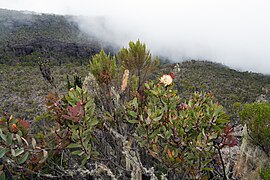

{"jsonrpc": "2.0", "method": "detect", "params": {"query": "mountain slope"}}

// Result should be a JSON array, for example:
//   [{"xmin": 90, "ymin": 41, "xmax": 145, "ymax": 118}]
[
  {"xmin": 1, "ymin": 60, "xmax": 270, "ymax": 120},
  {"xmin": 0, "ymin": 9, "xmax": 269, "ymax": 120},
  {"xmin": 161, "ymin": 61, "xmax": 270, "ymax": 114},
  {"xmin": 0, "ymin": 8, "xmax": 106, "ymax": 65}
]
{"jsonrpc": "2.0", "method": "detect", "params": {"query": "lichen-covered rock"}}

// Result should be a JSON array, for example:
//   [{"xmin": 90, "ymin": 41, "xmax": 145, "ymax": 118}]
[{"xmin": 233, "ymin": 125, "xmax": 270, "ymax": 179}]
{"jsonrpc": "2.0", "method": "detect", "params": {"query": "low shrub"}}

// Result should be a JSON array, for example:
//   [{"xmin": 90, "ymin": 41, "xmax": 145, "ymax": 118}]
[
  {"xmin": 240, "ymin": 102, "xmax": 270, "ymax": 155},
  {"xmin": 127, "ymin": 74, "xmax": 235, "ymax": 179}
]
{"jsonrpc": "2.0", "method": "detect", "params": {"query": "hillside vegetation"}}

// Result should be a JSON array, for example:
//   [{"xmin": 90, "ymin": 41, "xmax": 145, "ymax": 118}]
[
  {"xmin": 1, "ymin": 61, "xmax": 269, "ymax": 121},
  {"xmin": 174, "ymin": 61, "xmax": 270, "ymax": 112}
]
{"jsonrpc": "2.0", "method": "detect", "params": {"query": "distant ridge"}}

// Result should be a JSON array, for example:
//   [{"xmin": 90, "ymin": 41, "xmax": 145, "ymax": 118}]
[{"xmin": 0, "ymin": 8, "xmax": 113, "ymax": 65}]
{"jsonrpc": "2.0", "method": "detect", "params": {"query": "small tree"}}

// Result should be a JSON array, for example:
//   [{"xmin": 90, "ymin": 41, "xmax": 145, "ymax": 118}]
[
  {"xmin": 89, "ymin": 49, "xmax": 117, "ymax": 87},
  {"xmin": 118, "ymin": 40, "xmax": 159, "ymax": 91},
  {"xmin": 89, "ymin": 49, "xmax": 118, "ymax": 112}
]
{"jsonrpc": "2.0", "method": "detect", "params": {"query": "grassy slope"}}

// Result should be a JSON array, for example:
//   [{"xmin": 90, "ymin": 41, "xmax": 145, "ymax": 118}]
[
  {"xmin": 0, "ymin": 64, "xmax": 89, "ymax": 119},
  {"xmin": 1, "ymin": 60, "xmax": 269, "ymax": 121},
  {"xmin": 161, "ymin": 60, "xmax": 270, "ymax": 113}
]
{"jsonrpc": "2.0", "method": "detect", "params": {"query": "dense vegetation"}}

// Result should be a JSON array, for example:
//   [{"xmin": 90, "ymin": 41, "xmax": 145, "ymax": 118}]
[
  {"xmin": 0, "ymin": 40, "xmax": 235, "ymax": 179},
  {"xmin": 0, "ymin": 9, "xmax": 270, "ymax": 179}
]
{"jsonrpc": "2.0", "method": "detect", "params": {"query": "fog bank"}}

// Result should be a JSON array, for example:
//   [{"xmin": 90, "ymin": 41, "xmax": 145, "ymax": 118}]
[{"xmin": 1, "ymin": 0, "xmax": 270, "ymax": 74}]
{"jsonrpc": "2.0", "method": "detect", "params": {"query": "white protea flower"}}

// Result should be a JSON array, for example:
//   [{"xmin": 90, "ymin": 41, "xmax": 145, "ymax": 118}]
[
  {"xmin": 159, "ymin": 74, "xmax": 173, "ymax": 86},
  {"xmin": 69, "ymin": 87, "xmax": 74, "ymax": 91}
]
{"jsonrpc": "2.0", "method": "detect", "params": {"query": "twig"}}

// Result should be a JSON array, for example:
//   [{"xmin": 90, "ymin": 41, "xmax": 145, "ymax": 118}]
[{"xmin": 216, "ymin": 146, "xmax": 227, "ymax": 179}]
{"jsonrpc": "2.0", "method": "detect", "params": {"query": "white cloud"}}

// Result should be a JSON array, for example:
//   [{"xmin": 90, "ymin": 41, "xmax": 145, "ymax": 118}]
[{"xmin": 1, "ymin": 0, "xmax": 270, "ymax": 74}]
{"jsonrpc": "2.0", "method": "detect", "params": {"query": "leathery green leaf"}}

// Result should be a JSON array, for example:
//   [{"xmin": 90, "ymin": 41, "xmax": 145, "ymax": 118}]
[
  {"xmin": 18, "ymin": 152, "xmax": 29, "ymax": 164},
  {"xmin": 0, "ymin": 148, "xmax": 9, "ymax": 158},
  {"xmin": 67, "ymin": 143, "xmax": 81, "ymax": 149}
]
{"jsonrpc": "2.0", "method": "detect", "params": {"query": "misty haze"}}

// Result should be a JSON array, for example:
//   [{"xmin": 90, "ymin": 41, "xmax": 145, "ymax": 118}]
[
  {"xmin": 0, "ymin": 0, "xmax": 270, "ymax": 74},
  {"xmin": 1, "ymin": 0, "xmax": 270, "ymax": 74}
]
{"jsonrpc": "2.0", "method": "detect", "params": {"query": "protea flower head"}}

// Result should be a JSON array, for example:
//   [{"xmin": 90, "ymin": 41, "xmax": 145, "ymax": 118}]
[{"xmin": 160, "ymin": 74, "xmax": 173, "ymax": 86}]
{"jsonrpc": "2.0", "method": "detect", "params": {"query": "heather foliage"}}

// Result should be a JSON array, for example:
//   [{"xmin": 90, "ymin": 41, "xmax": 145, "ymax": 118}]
[
  {"xmin": 89, "ymin": 49, "xmax": 117, "ymax": 86},
  {"xmin": 118, "ymin": 40, "xmax": 160, "ymax": 91}
]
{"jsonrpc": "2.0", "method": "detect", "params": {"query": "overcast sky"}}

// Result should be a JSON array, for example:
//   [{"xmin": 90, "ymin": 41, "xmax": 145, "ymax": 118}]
[{"xmin": 1, "ymin": 0, "xmax": 270, "ymax": 74}]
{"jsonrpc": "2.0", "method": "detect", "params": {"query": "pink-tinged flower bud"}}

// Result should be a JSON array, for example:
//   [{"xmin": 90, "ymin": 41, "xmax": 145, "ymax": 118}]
[
  {"xmin": 11, "ymin": 124, "xmax": 18, "ymax": 132},
  {"xmin": 169, "ymin": 72, "xmax": 175, "ymax": 79}
]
